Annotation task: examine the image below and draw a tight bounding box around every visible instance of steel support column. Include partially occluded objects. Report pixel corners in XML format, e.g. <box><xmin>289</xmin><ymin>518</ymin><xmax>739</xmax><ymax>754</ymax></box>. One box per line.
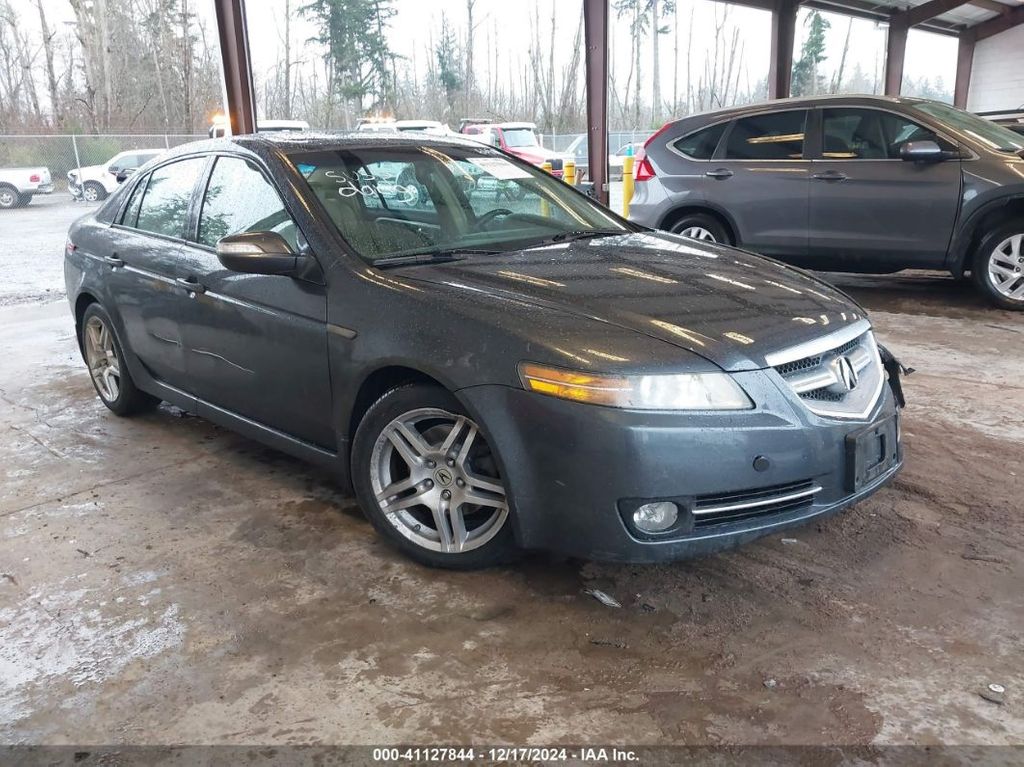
<box><xmin>214</xmin><ymin>0</ymin><xmax>257</xmax><ymax>135</ymax></box>
<box><xmin>884</xmin><ymin>20</ymin><xmax>908</xmax><ymax>96</ymax></box>
<box><xmin>583</xmin><ymin>0</ymin><xmax>610</xmax><ymax>206</ymax></box>
<box><xmin>954</xmin><ymin>32</ymin><xmax>976</xmax><ymax>108</ymax></box>
<box><xmin>768</xmin><ymin>0</ymin><xmax>798</xmax><ymax>99</ymax></box>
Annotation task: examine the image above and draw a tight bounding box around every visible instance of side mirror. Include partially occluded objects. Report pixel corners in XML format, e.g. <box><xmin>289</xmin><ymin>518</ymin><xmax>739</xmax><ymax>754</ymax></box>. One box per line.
<box><xmin>900</xmin><ymin>140</ymin><xmax>944</xmax><ymax>162</ymax></box>
<box><xmin>216</xmin><ymin>231</ymin><xmax>303</xmax><ymax>276</ymax></box>
<box><xmin>115</xmin><ymin>168</ymin><xmax>136</xmax><ymax>183</ymax></box>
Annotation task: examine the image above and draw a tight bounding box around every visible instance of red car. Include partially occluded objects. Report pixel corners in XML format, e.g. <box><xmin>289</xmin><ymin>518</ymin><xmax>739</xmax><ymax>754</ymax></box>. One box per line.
<box><xmin>460</xmin><ymin>121</ymin><xmax>569</xmax><ymax>178</ymax></box>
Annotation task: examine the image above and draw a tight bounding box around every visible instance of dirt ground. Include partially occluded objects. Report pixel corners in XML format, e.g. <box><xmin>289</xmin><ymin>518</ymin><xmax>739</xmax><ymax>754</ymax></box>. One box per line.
<box><xmin>0</xmin><ymin>200</ymin><xmax>1022</xmax><ymax>747</ymax></box>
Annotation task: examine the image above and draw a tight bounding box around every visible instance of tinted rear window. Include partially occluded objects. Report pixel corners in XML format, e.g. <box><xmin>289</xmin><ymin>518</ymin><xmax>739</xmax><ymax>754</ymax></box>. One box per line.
<box><xmin>673</xmin><ymin>123</ymin><xmax>727</xmax><ymax>159</ymax></box>
<box><xmin>724</xmin><ymin>111</ymin><xmax>807</xmax><ymax>160</ymax></box>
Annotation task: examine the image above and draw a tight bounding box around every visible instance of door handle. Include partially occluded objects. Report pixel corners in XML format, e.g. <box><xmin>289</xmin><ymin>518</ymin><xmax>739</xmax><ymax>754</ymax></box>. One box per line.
<box><xmin>103</xmin><ymin>255</ymin><xmax>124</xmax><ymax>267</ymax></box>
<box><xmin>705</xmin><ymin>168</ymin><xmax>734</xmax><ymax>179</ymax></box>
<box><xmin>811</xmin><ymin>171</ymin><xmax>848</xmax><ymax>181</ymax></box>
<box><xmin>175</xmin><ymin>277</ymin><xmax>206</xmax><ymax>294</ymax></box>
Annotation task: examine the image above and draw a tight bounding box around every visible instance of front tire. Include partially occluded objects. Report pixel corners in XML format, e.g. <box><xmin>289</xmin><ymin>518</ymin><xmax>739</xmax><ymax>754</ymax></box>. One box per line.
<box><xmin>669</xmin><ymin>212</ymin><xmax>729</xmax><ymax>244</ymax></box>
<box><xmin>0</xmin><ymin>185</ymin><xmax>18</xmax><ymax>209</ymax></box>
<box><xmin>351</xmin><ymin>384</ymin><xmax>517</xmax><ymax>569</ymax></box>
<box><xmin>83</xmin><ymin>181</ymin><xmax>107</xmax><ymax>202</ymax></box>
<box><xmin>79</xmin><ymin>303</ymin><xmax>159</xmax><ymax>415</ymax></box>
<box><xmin>972</xmin><ymin>223</ymin><xmax>1024</xmax><ymax>310</ymax></box>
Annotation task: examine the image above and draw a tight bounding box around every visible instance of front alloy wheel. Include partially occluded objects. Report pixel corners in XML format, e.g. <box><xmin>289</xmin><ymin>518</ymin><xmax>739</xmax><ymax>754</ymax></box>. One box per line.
<box><xmin>83</xmin><ymin>182</ymin><xmax>104</xmax><ymax>202</ymax></box>
<box><xmin>974</xmin><ymin>224</ymin><xmax>1024</xmax><ymax>310</ymax></box>
<box><xmin>353</xmin><ymin>386</ymin><xmax>516</xmax><ymax>568</ymax></box>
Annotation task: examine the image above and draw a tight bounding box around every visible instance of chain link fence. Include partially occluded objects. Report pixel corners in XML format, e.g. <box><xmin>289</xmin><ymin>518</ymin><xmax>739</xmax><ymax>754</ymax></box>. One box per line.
<box><xmin>0</xmin><ymin>134</ymin><xmax>206</xmax><ymax>191</ymax></box>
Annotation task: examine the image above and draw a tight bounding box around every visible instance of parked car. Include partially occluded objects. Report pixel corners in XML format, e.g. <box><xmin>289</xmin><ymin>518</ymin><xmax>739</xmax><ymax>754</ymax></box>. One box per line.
<box><xmin>629</xmin><ymin>95</ymin><xmax>1024</xmax><ymax>310</ymax></box>
<box><xmin>208</xmin><ymin>117</ymin><xmax>311</xmax><ymax>138</ymax></box>
<box><xmin>563</xmin><ymin>136</ymin><xmax>647</xmax><ymax>181</ymax></box>
<box><xmin>65</xmin><ymin>133</ymin><xmax>905</xmax><ymax>568</ymax></box>
<box><xmin>357</xmin><ymin>119</ymin><xmax>454</xmax><ymax>136</ymax></box>
<box><xmin>0</xmin><ymin>166</ymin><xmax>54</xmax><ymax>209</ymax></box>
<box><xmin>460</xmin><ymin>121</ymin><xmax>570</xmax><ymax>178</ymax></box>
<box><xmin>69</xmin><ymin>149</ymin><xmax>164</xmax><ymax>202</ymax></box>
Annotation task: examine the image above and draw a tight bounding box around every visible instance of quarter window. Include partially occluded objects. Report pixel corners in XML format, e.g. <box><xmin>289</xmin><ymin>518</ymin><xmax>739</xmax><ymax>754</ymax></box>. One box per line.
<box><xmin>135</xmin><ymin>158</ymin><xmax>206</xmax><ymax>238</ymax></box>
<box><xmin>724</xmin><ymin>111</ymin><xmax>807</xmax><ymax>160</ymax></box>
<box><xmin>673</xmin><ymin>123</ymin><xmax>727</xmax><ymax>159</ymax></box>
<box><xmin>119</xmin><ymin>174</ymin><xmax>148</xmax><ymax>227</ymax></box>
<box><xmin>821</xmin><ymin>108</ymin><xmax>955</xmax><ymax>160</ymax></box>
<box><xmin>197</xmin><ymin>156</ymin><xmax>299</xmax><ymax>250</ymax></box>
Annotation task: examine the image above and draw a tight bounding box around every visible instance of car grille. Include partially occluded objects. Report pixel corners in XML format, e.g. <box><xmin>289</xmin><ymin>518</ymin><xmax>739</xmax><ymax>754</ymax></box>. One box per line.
<box><xmin>768</xmin><ymin>321</ymin><xmax>884</xmax><ymax>419</ymax></box>
<box><xmin>692</xmin><ymin>479</ymin><xmax>820</xmax><ymax>528</ymax></box>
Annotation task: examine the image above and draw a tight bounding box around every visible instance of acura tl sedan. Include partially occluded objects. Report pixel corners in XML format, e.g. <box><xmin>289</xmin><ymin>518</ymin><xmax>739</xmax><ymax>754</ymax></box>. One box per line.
<box><xmin>65</xmin><ymin>133</ymin><xmax>904</xmax><ymax>568</ymax></box>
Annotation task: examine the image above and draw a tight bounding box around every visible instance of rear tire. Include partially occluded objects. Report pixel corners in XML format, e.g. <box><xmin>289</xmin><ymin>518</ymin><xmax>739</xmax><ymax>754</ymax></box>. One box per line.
<box><xmin>668</xmin><ymin>212</ymin><xmax>730</xmax><ymax>244</ymax></box>
<box><xmin>0</xmin><ymin>185</ymin><xmax>19</xmax><ymax>209</ymax></box>
<box><xmin>972</xmin><ymin>222</ymin><xmax>1024</xmax><ymax>310</ymax></box>
<box><xmin>79</xmin><ymin>303</ymin><xmax>160</xmax><ymax>415</ymax></box>
<box><xmin>351</xmin><ymin>384</ymin><xmax>518</xmax><ymax>569</ymax></box>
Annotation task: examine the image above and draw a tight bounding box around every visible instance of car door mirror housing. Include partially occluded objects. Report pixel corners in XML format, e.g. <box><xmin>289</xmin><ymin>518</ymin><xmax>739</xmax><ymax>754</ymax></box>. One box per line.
<box><xmin>900</xmin><ymin>140</ymin><xmax>944</xmax><ymax>162</ymax></box>
<box><xmin>216</xmin><ymin>231</ymin><xmax>304</xmax><ymax>276</ymax></box>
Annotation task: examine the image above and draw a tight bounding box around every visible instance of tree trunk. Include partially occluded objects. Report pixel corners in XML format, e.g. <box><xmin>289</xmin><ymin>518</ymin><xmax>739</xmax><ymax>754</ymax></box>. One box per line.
<box><xmin>651</xmin><ymin>0</ymin><xmax>660</xmax><ymax>124</ymax></box>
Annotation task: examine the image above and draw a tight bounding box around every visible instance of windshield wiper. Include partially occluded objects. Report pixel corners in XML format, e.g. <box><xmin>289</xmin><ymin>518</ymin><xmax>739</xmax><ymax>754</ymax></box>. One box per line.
<box><xmin>544</xmin><ymin>229</ymin><xmax>628</xmax><ymax>244</ymax></box>
<box><xmin>373</xmin><ymin>248</ymin><xmax>502</xmax><ymax>268</ymax></box>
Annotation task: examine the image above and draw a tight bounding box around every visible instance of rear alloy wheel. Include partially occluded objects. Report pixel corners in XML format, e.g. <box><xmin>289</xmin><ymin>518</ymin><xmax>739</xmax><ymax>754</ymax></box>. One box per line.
<box><xmin>83</xmin><ymin>181</ymin><xmax>106</xmax><ymax>202</ymax></box>
<box><xmin>352</xmin><ymin>385</ymin><xmax>516</xmax><ymax>569</ymax></box>
<box><xmin>973</xmin><ymin>223</ymin><xmax>1024</xmax><ymax>310</ymax></box>
<box><xmin>79</xmin><ymin>303</ymin><xmax>159</xmax><ymax>415</ymax></box>
<box><xmin>0</xmin><ymin>185</ymin><xmax>18</xmax><ymax>209</ymax></box>
<box><xmin>670</xmin><ymin>213</ymin><xmax>728</xmax><ymax>244</ymax></box>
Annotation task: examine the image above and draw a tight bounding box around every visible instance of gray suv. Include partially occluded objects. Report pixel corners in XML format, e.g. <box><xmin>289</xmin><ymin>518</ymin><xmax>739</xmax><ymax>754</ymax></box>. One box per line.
<box><xmin>629</xmin><ymin>95</ymin><xmax>1024</xmax><ymax>310</ymax></box>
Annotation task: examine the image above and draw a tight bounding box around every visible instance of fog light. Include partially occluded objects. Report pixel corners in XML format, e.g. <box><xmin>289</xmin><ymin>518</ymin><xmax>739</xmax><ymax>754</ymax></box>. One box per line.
<box><xmin>633</xmin><ymin>501</ymin><xmax>679</xmax><ymax>533</ymax></box>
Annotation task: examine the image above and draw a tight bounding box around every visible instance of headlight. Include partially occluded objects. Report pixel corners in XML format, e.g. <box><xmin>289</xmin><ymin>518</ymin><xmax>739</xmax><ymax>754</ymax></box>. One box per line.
<box><xmin>518</xmin><ymin>362</ymin><xmax>753</xmax><ymax>410</ymax></box>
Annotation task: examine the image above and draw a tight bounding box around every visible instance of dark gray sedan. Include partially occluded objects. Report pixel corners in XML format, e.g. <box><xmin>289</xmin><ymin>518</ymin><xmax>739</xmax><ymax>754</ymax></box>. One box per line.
<box><xmin>65</xmin><ymin>133</ymin><xmax>903</xmax><ymax>568</ymax></box>
<box><xmin>628</xmin><ymin>95</ymin><xmax>1024</xmax><ymax>310</ymax></box>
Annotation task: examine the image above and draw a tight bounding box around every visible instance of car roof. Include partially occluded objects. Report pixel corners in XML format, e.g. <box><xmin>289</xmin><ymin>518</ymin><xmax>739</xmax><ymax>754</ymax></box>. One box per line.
<box><xmin>671</xmin><ymin>94</ymin><xmax>933</xmax><ymax>125</ymax></box>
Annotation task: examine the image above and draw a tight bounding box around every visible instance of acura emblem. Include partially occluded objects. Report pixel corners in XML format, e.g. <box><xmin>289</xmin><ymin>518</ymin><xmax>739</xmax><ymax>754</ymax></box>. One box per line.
<box><xmin>833</xmin><ymin>356</ymin><xmax>859</xmax><ymax>392</ymax></box>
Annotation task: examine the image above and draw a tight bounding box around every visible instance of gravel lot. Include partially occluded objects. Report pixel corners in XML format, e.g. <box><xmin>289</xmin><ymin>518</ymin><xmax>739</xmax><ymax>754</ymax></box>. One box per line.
<box><xmin>1</xmin><ymin>197</ymin><xmax>1021</xmax><ymax>748</ymax></box>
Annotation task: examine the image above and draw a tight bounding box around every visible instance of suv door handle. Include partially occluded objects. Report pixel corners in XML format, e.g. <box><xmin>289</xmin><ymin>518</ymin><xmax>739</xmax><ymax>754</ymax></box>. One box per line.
<box><xmin>103</xmin><ymin>255</ymin><xmax>124</xmax><ymax>267</ymax></box>
<box><xmin>705</xmin><ymin>168</ymin><xmax>734</xmax><ymax>179</ymax></box>
<box><xmin>175</xmin><ymin>276</ymin><xmax>206</xmax><ymax>294</ymax></box>
<box><xmin>811</xmin><ymin>171</ymin><xmax>848</xmax><ymax>181</ymax></box>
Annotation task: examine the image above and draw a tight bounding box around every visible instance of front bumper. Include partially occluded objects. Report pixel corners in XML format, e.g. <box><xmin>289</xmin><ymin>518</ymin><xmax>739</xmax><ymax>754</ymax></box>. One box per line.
<box><xmin>459</xmin><ymin>373</ymin><xmax>901</xmax><ymax>563</ymax></box>
<box><xmin>68</xmin><ymin>180</ymin><xmax>83</xmax><ymax>200</ymax></box>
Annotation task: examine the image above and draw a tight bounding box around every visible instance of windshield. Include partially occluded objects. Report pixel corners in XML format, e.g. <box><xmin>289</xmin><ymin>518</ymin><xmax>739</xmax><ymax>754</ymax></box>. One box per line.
<box><xmin>502</xmin><ymin>128</ymin><xmax>539</xmax><ymax>148</ymax></box>
<box><xmin>288</xmin><ymin>144</ymin><xmax>626</xmax><ymax>264</ymax></box>
<box><xmin>911</xmin><ymin>101</ymin><xmax>1024</xmax><ymax>153</ymax></box>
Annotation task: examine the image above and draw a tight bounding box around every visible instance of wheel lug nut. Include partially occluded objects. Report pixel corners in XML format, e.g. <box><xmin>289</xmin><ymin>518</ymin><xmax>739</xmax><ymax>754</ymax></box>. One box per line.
<box><xmin>441</xmin><ymin>489</ymin><xmax>451</xmax><ymax>500</ymax></box>
<box><xmin>446</xmin><ymin>458</ymin><xmax>455</xmax><ymax>467</ymax></box>
<box><xmin>456</xmin><ymin>478</ymin><xmax>465</xmax><ymax>487</ymax></box>
<box><xmin>426</xmin><ymin>460</ymin><xmax>435</xmax><ymax>468</ymax></box>
<box><xmin>424</xmin><ymin>479</ymin><xmax>433</xmax><ymax>489</ymax></box>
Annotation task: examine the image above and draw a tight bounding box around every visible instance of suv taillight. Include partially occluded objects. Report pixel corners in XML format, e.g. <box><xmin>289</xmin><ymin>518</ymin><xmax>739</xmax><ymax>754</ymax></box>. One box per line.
<box><xmin>635</xmin><ymin>157</ymin><xmax>656</xmax><ymax>181</ymax></box>
<box><xmin>65</xmin><ymin>240</ymin><xmax>76</xmax><ymax>257</ymax></box>
<box><xmin>29</xmin><ymin>174</ymin><xmax>40</xmax><ymax>183</ymax></box>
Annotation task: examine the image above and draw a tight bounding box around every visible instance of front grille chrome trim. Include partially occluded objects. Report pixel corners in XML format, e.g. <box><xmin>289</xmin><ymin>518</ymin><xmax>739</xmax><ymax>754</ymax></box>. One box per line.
<box><xmin>692</xmin><ymin>485</ymin><xmax>822</xmax><ymax>516</ymax></box>
<box><xmin>764</xmin><ymin>319</ymin><xmax>871</xmax><ymax>368</ymax></box>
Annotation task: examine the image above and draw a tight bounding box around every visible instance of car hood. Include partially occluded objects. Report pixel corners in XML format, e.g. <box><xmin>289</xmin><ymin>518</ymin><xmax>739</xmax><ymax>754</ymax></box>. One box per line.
<box><xmin>509</xmin><ymin>146</ymin><xmax>567</xmax><ymax>163</ymax></box>
<box><xmin>391</xmin><ymin>232</ymin><xmax>867</xmax><ymax>372</ymax></box>
<box><xmin>68</xmin><ymin>163</ymin><xmax>107</xmax><ymax>179</ymax></box>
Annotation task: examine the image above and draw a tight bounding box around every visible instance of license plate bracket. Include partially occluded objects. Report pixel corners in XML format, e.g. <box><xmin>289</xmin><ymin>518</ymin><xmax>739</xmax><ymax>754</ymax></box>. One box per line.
<box><xmin>846</xmin><ymin>414</ymin><xmax>899</xmax><ymax>492</ymax></box>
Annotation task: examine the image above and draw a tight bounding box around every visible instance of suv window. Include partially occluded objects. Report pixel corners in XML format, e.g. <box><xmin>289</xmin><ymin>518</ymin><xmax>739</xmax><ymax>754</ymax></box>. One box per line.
<box><xmin>822</xmin><ymin>108</ymin><xmax>955</xmax><ymax>159</ymax></box>
<box><xmin>724</xmin><ymin>111</ymin><xmax>807</xmax><ymax>160</ymax></box>
<box><xmin>135</xmin><ymin>157</ymin><xmax>206</xmax><ymax>238</ymax></box>
<box><xmin>673</xmin><ymin>123</ymin><xmax>727</xmax><ymax>159</ymax></box>
<box><xmin>198</xmin><ymin>156</ymin><xmax>299</xmax><ymax>249</ymax></box>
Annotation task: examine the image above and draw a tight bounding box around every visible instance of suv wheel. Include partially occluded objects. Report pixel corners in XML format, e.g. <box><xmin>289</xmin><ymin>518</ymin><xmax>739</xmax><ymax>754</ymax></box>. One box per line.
<box><xmin>973</xmin><ymin>223</ymin><xmax>1024</xmax><ymax>310</ymax></box>
<box><xmin>83</xmin><ymin>181</ymin><xmax>106</xmax><ymax>202</ymax></box>
<box><xmin>79</xmin><ymin>303</ymin><xmax>160</xmax><ymax>415</ymax></box>
<box><xmin>670</xmin><ymin>213</ymin><xmax>729</xmax><ymax>244</ymax></box>
<box><xmin>352</xmin><ymin>384</ymin><xmax>517</xmax><ymax>569</ymax></box>
<box><xmin>0</xmin><ymin>185</ymin><xmax>18</xmax><ymax>209</ymax></box>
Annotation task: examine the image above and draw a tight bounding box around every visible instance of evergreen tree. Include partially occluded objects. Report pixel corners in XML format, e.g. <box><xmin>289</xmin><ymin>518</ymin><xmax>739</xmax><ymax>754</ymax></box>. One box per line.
<box><xmin>791</xmin><ymin>11</ymin><xmax>830</xmax><ymax>97</ymax></box>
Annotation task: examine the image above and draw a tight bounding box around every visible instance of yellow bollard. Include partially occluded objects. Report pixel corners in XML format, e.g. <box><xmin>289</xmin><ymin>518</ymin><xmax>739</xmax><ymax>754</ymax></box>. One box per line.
<box><xmin>622</xmin><ymin>154</ymin><xmax>635</xmax><ymax>219</ymax></box>
<box><xmin>540</xmin><ymin>161</ymin><xmax>553</xmax><ymax>217</ymax></box>
<box><xmin>564</xmin><ymin>160</ymin><xmax>576</xmax><ymax>187</ymax></box>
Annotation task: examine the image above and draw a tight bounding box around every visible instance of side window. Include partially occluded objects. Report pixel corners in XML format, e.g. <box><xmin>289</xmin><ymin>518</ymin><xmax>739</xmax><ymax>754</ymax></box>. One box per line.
<box><xmin>198</xmin><ymin>156</ymin><xmax>299</xmax><ymax>249</ymax></box>
<box><xmin>724</xmin><ymin>111</ymin><xmax>807</xmax><ymax>160</ymax></box>
<box><xmin>135</xmin><ymin>157</ymin><xmax>206</xmax><ymax>239</ymax></box>
<box><xmin>822</xmin><ymin>109</ymin><xmax>955</xmax><ymax>160</ymax></box>
<box><xmin>673</xmin><ymin>123</ymin><xmax>728</xmax><ymax>159</ymax></box>
<box><xmin>119</xmin><ymin>173</ymin><xmax>149</xmax><ymax>227</ymax></box>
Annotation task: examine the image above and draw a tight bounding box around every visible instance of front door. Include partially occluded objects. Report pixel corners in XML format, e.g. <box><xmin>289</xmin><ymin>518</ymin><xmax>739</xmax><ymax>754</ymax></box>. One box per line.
<box><xmin>704</xmin><ymin>109</ymin><xmax>811</xmax><ymax>258</ymax></box>
<box><xmin>808</xmin><ymin>107</ymin><xmax>961</xmax><ymax>268</ymax></box>
<box><xmin>177</xmin><ymin>154</ymin><xmax>333</xmax><ymax>449</ymax></box>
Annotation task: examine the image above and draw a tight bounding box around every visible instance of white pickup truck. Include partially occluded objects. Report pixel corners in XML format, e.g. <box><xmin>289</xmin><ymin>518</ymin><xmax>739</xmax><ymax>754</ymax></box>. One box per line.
<box><xmin>0</xmin><ymin>167</ymin><xmax>54</xmax><ymax>209</ymax></box>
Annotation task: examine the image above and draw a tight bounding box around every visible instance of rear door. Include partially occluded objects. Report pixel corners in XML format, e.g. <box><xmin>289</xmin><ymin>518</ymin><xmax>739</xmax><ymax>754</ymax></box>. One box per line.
<box><xmin>107</xmin><ymin>157</ymin><xmax>208</xmax><ymax>388</ymax></box>
<box><xmin>704</xmin><ymin>109</ymin><xmax>811</xmax><ymax>258</ymax></box>
<box><xmin>808</xmin><ymin>107</ymin><xmax>961</xmax><ymax>267</ymax></box>
<box><xmin>177</xmin><ymin>154</ymin><xmax>333</xmax><ymax>448</ymax></box>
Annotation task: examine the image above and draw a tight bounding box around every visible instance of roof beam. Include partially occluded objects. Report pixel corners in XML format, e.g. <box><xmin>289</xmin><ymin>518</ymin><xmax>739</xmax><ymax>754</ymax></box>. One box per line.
<box><xmin>893</xmin><ymin>0</ymin><xmax>973</xmax><ymax>27</ymax></box>
<box><xmin>968</xmin><ymin>0</ymin><xmax>1013</xmax><ymax>15</ymax></box>
<box><xmin>972</xmin><ymin>2</ymin><xmax>1024</xmax><ymax>38</ymax></box>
